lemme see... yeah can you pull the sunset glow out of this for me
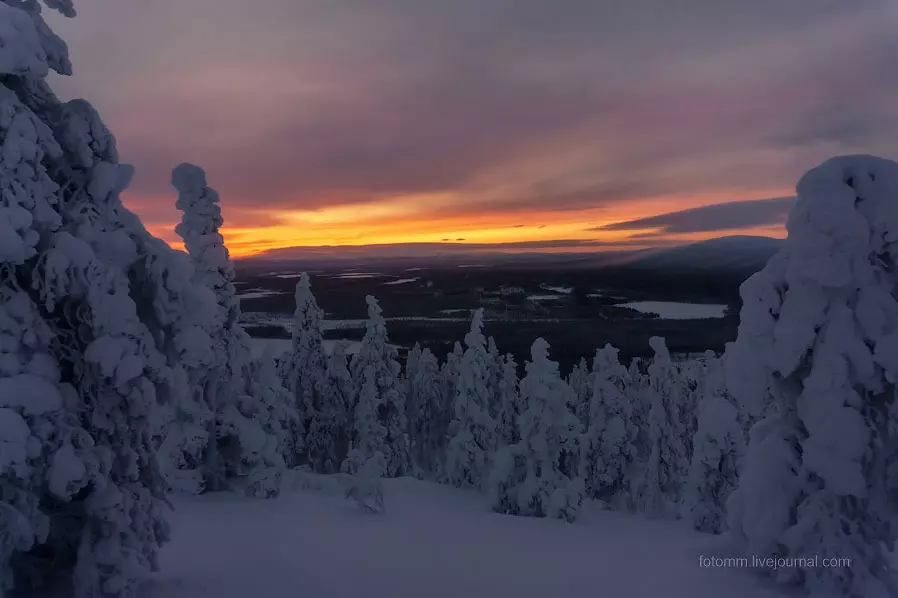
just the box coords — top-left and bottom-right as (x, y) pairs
(49, 1), (898, 260)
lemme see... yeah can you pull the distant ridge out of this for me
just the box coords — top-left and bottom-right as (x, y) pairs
(620, 235), (783, 275)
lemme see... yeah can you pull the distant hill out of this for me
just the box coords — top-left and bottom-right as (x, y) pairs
(619, 235), (783, 275)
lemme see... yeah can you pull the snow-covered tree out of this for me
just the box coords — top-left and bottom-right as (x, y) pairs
(496, 353), (520, 446)
(567, 357), (591, 429)
(580, 344), (639, 504)
(489, 338), (584, 521)
(634, 337), (691, 517)
(443, 309), (497, 489)
(440, 342), (463, 419)
(347, 296), (409, 476)
(173, 163), (269, 492)
(0, 5), (187, 593)
(682, 352), (744, 533)
(288, 273), (342, 471)
(234, 350), (299, 497)
(406, 345), (446, 477)
(324, 343), (352, 469)
(725, 156), (898, 598)
(486, 336), (503, 420)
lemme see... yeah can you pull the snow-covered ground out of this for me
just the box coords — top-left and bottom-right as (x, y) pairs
(527, 294), (565, 302)
(140, 477), (788, 598)
(539, 284), (573, 294)
(237, 289), (289, 300)
(615, 301), (728, 320)
(248, 338), (363, 358)
(382, 277), (420, 285)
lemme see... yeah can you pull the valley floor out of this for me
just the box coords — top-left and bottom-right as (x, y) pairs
(137, 477), (791, 598)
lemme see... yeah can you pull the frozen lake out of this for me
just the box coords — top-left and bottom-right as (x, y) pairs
(615, 301), (728, 320)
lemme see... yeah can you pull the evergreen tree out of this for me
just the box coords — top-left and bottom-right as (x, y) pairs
(635, 337), (690, 517)
(0, 5), (182, 593)
(324, 343), (352, 470)
(443, 309), (497, 489)
(725, 156), (898, 598)
(580, 344), (638, 504)
(496, 353), (520, 447)
(289, 273), (339, 471)
(682, 352), (744, 533)
(406, 345), (446, 477)
(347, 296), (409, 476)
(173, 163), (268, 492)
(489, 339), (584, 521)
(567, 357), (591, 429)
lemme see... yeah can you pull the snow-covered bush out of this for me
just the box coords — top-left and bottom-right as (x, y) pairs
(345, 452), (386, 514)
(489, 339), (584, 521)
(682, 352), (744, 533)
(726, 156), (898, 598)
(443, 309), (497, 489)
(347, 296), (409, 477)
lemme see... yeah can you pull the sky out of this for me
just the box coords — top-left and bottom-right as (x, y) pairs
(48, 0), (898, 258)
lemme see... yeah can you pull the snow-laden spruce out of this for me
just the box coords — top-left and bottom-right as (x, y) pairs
(405, 344), (448, 478)
(580, 344), (640, 505)
(0, 4), (178, 594)
(495, 352), (520, 447)
(289, 273), (341, 471)
(725, 156), (898, 598)
(634, 337), (691, 518)
(489, 338), (584, 521)
(567, 357), (591, 429)
(443, 309), (497, 489)
(346, 296), (409, 476)
(173, 164), (272, 492)
(682, 352), (744, 533)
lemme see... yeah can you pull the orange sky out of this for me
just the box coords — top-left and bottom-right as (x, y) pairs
(140, 187), (791, 259)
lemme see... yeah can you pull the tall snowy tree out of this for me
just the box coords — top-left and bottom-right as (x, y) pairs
(406, 344), (446, 477)
(682, 352), (744, 533)
(725, 156), (898, 598)
(289, 273), (340, 471)
(443, 309), (497, 489)
(496, 353), (520, 447)
(324, 343), (352, 469)
(440, 341), (463, 422)
(173, 163), (269, 492)
(0, 4), (184, 594)
(567, 357), (591, 430)
(347, 296), (409, 476)
(489, 339), (584, 521)
(580, 344), (639, 504)
(486, 336), (503, 420)
(634, 337), (691, 518)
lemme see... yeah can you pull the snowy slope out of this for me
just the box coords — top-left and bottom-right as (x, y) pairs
(623, 236), (783, 274)
(139, 477), (788, 598)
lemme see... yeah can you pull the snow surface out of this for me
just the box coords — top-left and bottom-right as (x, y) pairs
(527, 294), (565, 302)
(139, 477), (788, 598)
(331, 272), (385, 280)
(615, 301), (728, 320)
(539, 284), (573, 294)
(382, 277), (419, 286)
(248, 338), (363, 359)
(237, 289), (288, 300)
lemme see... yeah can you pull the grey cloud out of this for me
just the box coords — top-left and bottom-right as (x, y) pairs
(48, 0), (898, 216)
(593, 197), (796, 234)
